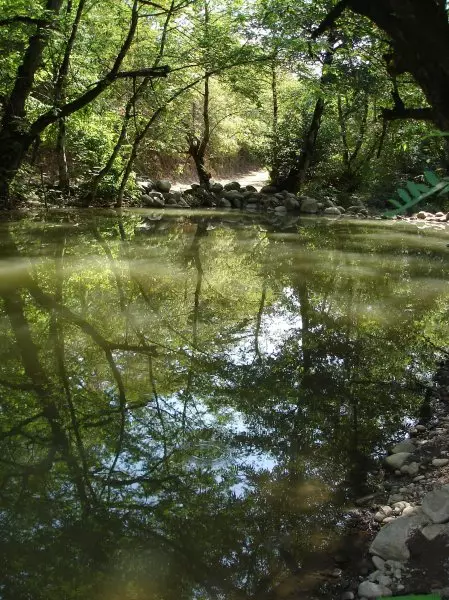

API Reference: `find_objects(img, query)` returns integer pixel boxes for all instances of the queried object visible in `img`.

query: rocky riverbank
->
[329,356,449,600]
[136,178,370,217]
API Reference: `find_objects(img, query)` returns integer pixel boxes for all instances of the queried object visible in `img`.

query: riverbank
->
[327,355,449,600]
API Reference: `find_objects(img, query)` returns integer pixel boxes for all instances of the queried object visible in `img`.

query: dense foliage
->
[0,0,449,207]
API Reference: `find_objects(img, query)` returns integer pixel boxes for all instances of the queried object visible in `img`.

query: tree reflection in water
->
[0,211,447,599]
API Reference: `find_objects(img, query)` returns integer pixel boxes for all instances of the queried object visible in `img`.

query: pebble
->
[331,568,342,578]
[358,581,392,598]
[432,458,449,467]
[416,425,427,431]
[378,575,392,587]
[372,556,385,571]
[402,506,417,517]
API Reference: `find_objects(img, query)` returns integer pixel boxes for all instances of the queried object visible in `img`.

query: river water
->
[0,209,448,599]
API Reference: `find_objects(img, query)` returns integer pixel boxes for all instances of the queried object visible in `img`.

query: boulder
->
[432,458,449,467]
[324,198,336,208]
[299,196,319,213]
[284,196,300,211]
[422,485,449,523]
[177,198,189,208]
[218,198,232,208]
[274,205,287,213]
[246,203,258,211]
[337,206,346,213]
[421,523,449,540]
[358,581,391,598]
[384,452,412,470]
[210,182,224,193]
[138,180,153,193]
[401,462,420,476]
[260,185,278,194]
[323,206,341,216]
[369,510,429,561]
[141,193,154,207]
[245,185,257,192]
[224,181,240,191]
[155,179,171,193]
[164,193,178,205]
[223,190,243,199]
[391,440,416,454]
[141,193,165,208]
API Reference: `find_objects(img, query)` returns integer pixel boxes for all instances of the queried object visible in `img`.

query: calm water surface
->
[0,210,448,599]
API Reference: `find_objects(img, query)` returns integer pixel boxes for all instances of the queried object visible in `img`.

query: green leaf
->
[424,170,440,186]
[397,188,412,203]
[406,181,426,199]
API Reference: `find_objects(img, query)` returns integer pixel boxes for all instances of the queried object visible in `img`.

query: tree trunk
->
[349,0,449,130]
[271,33,335,193]
[269,61,281,183]
[56,118,70,191]
[0,0,65,206]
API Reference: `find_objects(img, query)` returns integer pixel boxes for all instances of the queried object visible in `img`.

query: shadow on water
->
[0,210,448,599]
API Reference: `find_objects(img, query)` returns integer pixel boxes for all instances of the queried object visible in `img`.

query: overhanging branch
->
[0,16,46,27]
[312,0,351,39]
[382,106,434,121]
[115,66,170,79]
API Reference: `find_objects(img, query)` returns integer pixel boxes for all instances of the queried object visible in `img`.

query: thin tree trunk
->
[269,61,280,183]
[53,0,87,192]
[271,32,335,193]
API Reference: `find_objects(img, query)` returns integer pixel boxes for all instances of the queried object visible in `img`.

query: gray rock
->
[155,179,171,193]
[421,523,449,540]
[337,205,346,213]
[177,198,189,208]
[138,180,153,192]
[245,203,258,211]
[299,196,319,213]
[323,206,341,216]
[369,511,429,561]
[141,193,164,208]
[284,196,300,211]
[385,452,412,470]
[402,506,418,517]
[210,182,224,193]
[415,424,426,432]
[401,462,420,476]
[378,575,392,587]
[372,556,385,570]
[341,593,354,600]
[218,198,232,208]
[224,181,240,191]
[422,485,449,523]
[164,193,178,205]
[358,581,391,598]
[391,440,416,454]
[223,190,243,201]
[260,185,278,194]
[432,458,449,467]
[245,185,257,192]
[274,206,287,213]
